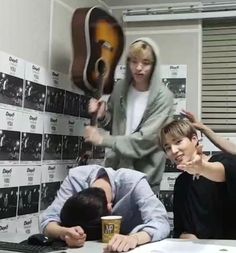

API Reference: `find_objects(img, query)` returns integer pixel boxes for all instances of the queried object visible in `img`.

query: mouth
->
[175,155,184,164]
[134,73,143,77]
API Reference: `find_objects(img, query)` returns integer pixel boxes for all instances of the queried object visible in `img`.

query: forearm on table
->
[44,221,66,239]
[130,231,151,246]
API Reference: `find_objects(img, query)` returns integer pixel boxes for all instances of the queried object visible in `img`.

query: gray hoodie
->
[100,37,174,193]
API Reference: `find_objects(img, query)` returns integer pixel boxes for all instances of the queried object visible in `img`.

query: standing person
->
[160,119,236,239]
[40,165,170,251]
[181,110,236,155]
[84,38,174,194]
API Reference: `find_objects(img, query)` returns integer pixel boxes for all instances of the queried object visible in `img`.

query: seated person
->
[40,165,170,252]
[160,119,236,240]
[181,111,236,238]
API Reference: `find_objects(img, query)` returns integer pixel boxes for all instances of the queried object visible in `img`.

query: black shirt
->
[173,152,236,239]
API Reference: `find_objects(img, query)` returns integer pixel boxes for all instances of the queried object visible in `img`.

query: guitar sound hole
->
[97,59,106,76]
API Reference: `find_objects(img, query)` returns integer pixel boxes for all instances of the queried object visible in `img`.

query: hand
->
[84,126,103,145]
[180,233,198,240]
[104,234,138,252]
[181,110,204,131]
[88,98,106,120]
[60,226,87,248]
[177,144,203,176]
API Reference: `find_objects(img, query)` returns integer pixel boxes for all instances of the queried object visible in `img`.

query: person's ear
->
[107,202,112,213]
[191,134,198,146]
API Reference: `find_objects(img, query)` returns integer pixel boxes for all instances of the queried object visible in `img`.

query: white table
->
[1,233,236,253]
[129,238,236,253]
[0,233,105,252]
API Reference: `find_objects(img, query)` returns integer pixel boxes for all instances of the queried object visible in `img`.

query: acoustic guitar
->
[71,6,124,165]
[71,6,124,97]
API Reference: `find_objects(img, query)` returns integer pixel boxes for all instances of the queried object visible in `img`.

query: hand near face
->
[104,234,138,252]
[61,226,87,248]
[84,126,103,145]
[177,144,203,176]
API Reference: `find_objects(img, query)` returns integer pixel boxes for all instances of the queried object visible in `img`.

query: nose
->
[136,62,143,70]
[171,144,178,154]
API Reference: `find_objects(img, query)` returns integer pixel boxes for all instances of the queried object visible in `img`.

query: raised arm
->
[104,93,173,158]
[177,144,226,182]
[182,110,236,155]
[88,86,173,160]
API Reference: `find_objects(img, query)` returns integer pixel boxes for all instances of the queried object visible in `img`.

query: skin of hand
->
[180,233,198,240]
[181,110,205,131]
[88,98,106,120]
[84,126,104,145]
[177,144,225,182]
[181,110,236,155]
[60,226,87,248]
[104,234,138,252]
[177,144,203,175]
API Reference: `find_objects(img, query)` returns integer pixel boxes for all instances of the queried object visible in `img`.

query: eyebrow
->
[163,137,180,148]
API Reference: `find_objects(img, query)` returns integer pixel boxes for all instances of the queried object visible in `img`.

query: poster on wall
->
[161,65,187,116]
[115,64,126,83]
[0,218,17,233]
[16,215,39,234]
[40,164,68,211]
[0,51,25,110]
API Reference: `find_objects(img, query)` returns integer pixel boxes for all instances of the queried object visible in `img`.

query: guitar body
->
[71,7,124,96]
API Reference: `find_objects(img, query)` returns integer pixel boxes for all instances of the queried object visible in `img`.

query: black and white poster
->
[0,52,25,110]
[0,187,18,220]
[43,133,63,161]
[20,132,42,162]
[24,80,46,111]
[161,65,187,115]
[0,130,20,163]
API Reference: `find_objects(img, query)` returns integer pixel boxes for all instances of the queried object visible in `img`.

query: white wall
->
[0,0,51,68]
[0,0,102,72]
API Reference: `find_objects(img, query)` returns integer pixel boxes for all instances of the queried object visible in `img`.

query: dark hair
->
[60,187,109,240]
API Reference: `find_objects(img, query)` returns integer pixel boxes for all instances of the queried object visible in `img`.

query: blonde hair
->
[128,40,155,63]
[160,119,197,149]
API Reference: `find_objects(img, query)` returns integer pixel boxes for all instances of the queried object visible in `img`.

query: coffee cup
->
[101,215,122,243]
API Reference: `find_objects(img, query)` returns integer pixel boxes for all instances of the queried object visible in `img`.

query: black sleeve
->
[222,154,236,201]
[211,153,236,201]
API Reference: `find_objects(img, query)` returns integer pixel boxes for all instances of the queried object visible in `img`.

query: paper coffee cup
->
[101,215,122,243]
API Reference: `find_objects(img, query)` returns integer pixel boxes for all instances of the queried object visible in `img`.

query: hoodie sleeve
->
[101,86,173,159]
[129,178,170,241]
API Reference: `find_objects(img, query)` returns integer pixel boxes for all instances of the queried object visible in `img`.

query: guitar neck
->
[90,74,104,126]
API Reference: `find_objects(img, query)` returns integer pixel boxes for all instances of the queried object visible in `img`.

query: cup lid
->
[101,215,122,220]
